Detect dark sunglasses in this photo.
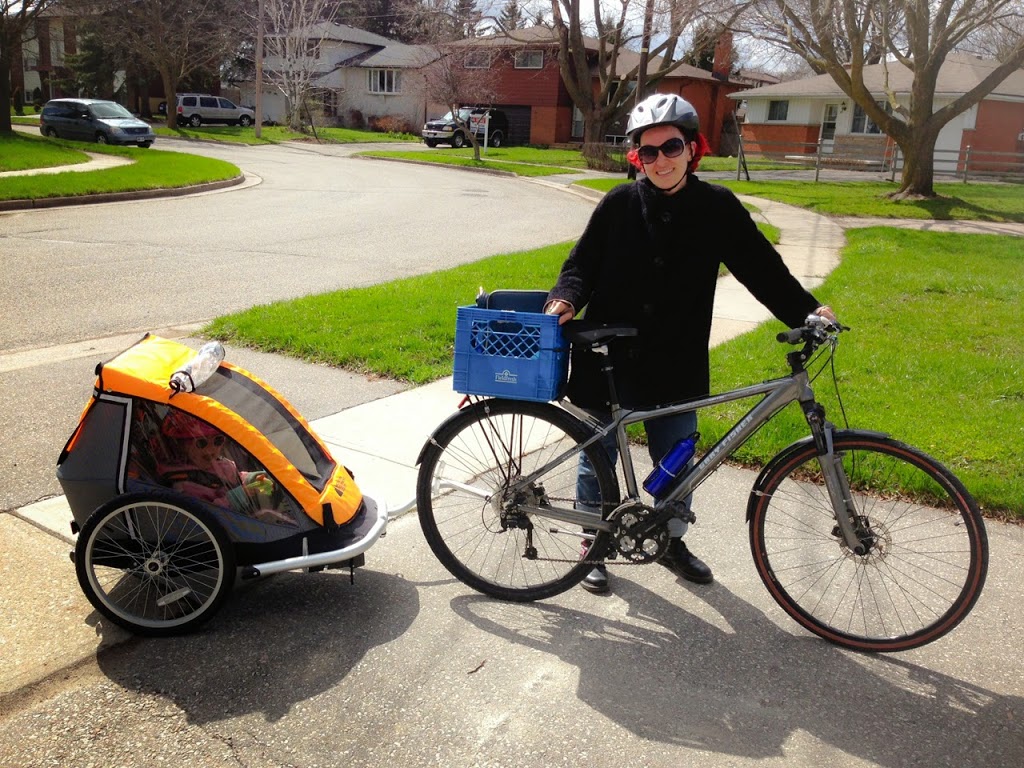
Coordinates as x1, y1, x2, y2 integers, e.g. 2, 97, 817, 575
636, 137, 687, 164
193, 435, 226, 449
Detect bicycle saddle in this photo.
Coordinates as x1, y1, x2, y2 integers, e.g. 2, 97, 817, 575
563, 321, 639, 347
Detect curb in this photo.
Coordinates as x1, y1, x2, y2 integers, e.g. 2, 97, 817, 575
0, 173, 248, 212
354, 153, 518, 177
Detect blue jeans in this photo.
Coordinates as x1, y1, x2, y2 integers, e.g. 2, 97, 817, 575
577, 409, 698, 538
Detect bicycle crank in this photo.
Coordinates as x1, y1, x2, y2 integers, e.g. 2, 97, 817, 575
608, 501, 669, 564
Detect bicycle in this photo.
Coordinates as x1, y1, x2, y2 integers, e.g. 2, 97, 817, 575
415, 316, 988, 652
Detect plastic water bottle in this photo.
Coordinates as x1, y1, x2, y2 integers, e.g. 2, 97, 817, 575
169, 341, 225, 395
643, 433, 699, 498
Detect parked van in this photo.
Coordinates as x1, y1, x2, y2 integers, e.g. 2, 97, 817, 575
176, 94, 255, 127
39, 99, 155, 147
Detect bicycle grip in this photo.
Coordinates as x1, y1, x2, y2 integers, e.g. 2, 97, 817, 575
777, 328, 805, 344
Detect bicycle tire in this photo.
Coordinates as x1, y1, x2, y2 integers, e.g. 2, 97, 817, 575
748, 432, 988, 652
76, 490, 236, 636
417, 398, 618, 601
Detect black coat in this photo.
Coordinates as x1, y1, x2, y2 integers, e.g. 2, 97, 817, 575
548, 177, 821, 409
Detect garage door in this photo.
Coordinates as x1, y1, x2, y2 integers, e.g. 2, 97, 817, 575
499, 105, 532, 146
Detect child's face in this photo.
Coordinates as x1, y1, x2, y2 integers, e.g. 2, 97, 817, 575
185, 434, 224, 467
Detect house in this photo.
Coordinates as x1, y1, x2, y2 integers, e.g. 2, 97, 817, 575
441, 26, 752, 153
730, 55, 1024, 173
12, 3, 79, 108
237, 23, 436, 130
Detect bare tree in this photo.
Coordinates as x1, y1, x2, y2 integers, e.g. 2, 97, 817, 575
546, 0, 747, 168
252, 0, 343, 131
419, 42, 498, 159
1, 0, 57, 133
745, 0, 1024, 198
67, 0, 243, 129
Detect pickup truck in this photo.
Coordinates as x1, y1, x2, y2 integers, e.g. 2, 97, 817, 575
422, 107, 509, 148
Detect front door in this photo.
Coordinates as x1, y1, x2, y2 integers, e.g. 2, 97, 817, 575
820, 103, 840, 153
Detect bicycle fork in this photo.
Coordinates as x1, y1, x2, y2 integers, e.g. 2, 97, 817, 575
803, 403, 867, 555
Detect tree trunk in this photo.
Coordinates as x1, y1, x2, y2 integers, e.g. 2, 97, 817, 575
581, 116, 615, 170
892, 129, 940, 199
0, 46, 13, 134
160, 69, 179, 129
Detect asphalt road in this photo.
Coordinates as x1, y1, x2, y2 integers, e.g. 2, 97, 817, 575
0, 139, 595, 512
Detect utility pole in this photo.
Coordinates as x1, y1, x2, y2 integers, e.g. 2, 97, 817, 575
255, 0, 264, 138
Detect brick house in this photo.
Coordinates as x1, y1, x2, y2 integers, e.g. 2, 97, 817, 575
439, 26, 752, 152
730, 55, 1024, 173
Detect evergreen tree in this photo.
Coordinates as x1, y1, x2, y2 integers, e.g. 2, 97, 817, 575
499, 0, 523, 31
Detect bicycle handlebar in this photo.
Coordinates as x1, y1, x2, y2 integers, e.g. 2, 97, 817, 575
776, 315, 849, 347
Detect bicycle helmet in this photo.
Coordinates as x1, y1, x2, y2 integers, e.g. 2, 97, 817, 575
161, 408, 219, 439
626, 94, 699, 143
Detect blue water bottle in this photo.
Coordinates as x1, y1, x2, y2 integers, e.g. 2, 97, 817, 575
643, 432, 699, 498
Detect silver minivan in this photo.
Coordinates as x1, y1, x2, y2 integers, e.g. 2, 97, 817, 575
176, 94, 255, 127
39, 99, 156, 147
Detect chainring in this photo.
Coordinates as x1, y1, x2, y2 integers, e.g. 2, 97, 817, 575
609, 501, 669, 564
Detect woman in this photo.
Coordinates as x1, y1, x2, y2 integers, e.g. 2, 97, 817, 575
545, 93, 835, 594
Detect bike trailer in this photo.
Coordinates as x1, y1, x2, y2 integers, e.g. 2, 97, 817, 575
58, 334, 383, 567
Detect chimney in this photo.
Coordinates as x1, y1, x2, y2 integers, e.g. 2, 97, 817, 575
712, 31, 733, 81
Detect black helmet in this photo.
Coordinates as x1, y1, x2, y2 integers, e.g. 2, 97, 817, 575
626, 94, 700, 143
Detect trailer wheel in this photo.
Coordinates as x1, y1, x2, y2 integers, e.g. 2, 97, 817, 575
75, 490, 236, 636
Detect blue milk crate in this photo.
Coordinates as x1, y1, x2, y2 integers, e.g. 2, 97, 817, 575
453, 306, 569, 402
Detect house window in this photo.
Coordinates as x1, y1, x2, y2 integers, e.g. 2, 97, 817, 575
465, 50, 492, 69
851, 101, 890, 134
767, 100, 789, 121
514, 50, 543, 69
305, 40, 319, 58
368, 69, 401, 94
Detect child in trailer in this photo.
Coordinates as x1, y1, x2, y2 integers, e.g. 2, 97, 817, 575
158, 408, 296, 526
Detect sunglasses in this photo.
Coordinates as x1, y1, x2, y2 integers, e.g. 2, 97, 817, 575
636, 137, 687, 164
192, 435, 226, 449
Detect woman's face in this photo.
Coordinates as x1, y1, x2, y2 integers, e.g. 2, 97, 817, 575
637, 124, 691, 193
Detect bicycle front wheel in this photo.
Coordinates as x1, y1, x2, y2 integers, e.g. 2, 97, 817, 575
417, 398, 618, 601
749, 432, 988, 652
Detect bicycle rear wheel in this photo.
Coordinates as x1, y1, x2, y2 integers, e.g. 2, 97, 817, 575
749, 432, 987, 652
417, 398, 618, 601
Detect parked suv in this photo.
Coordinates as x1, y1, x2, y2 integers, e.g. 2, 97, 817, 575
39, 99, 155, 147
422, 107, 509, 148
176, 94, 255, 127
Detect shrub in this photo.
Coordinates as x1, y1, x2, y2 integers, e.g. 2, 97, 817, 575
347, 109, 365, 129
369, 114, 416, 136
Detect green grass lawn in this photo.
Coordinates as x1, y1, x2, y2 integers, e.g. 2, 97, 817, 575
203, 228, 1023, 519
578, 178, 1024, 222
151, 124, 418, 145
0, 140, 239, 201
361, 150, 579, 176
0, 131, 90, 171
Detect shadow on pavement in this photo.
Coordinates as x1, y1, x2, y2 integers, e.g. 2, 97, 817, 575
450, 579, 1023, 766
95, 569, 418, 723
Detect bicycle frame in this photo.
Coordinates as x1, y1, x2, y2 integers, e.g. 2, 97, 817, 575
501, 343, 867, 554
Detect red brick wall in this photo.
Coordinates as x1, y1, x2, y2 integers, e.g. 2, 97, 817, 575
527, 105, 559, 144
739, 123, 822, 155
487, 48, 567, 107
961, 100, 1024, 154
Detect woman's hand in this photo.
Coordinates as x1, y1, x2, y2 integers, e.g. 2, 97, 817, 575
544, 299, 575, 326
814, 305, 838, 324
